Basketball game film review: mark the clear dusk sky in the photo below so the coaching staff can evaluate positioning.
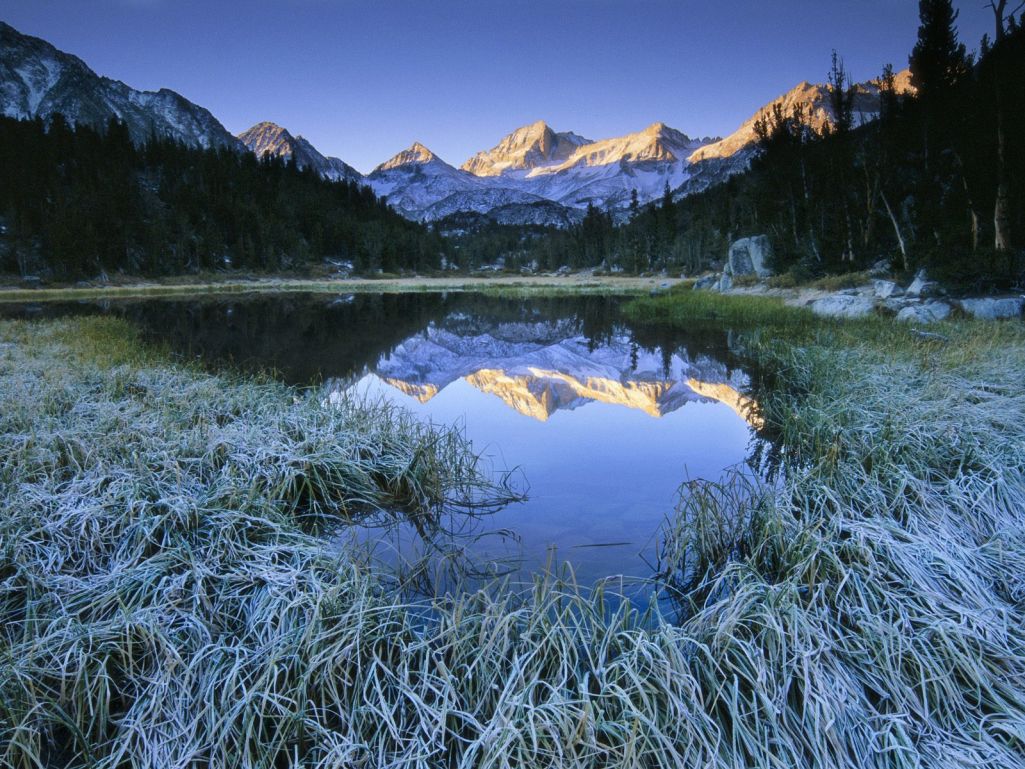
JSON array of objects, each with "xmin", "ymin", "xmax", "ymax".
[{"xmin": 2, "ymin": 1, "xmax": 995, "ymax": 174}]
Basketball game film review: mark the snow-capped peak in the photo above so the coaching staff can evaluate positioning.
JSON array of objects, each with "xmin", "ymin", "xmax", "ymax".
[
  {"xmin": 529, "ymin": 122, "xmax": 702, "ymax": 177},
  {"xmin": 0, "ymin": 21, "xmax": 243, "ymax": 151},
  {"xmin": 367, "ymin": 142, "xmax": 484, "ymax": 219},
  {"xmin": 461, "ymin": 121, "xmax": 592, "ymax": 177},
  {"xmin": 374, "ymin": 142, "xmax": 443, "ymax": 172}
]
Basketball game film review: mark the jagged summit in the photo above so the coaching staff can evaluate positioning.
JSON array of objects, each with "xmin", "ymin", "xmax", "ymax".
[
  {"xmin": 243, "ymin": 120, "xmax": 287, "ymax": 136},
  {"xmin": 237, "ymin": 121, "xmax": 361, "ymax": 182},
  {"xmin": 374, "ymin": 142, "xmax": 444, "ymax": 172},
  {"xmin": 532, "ymin": 121, "xmax": 703, "ymax": 176},
  {"xmin": 238, "ymin": 121, "xmax": 294, "ymax": 155},
  {"xmin": 0, "ymin": 20, "xmax": 242, "ymax": 150},
  {"xmin": 519, "ymin": 119, "xmax": 550, "ymax": 135},
  {"xmin": 461, "ymin": 121, "xmax": 591, "ymax": 177}
]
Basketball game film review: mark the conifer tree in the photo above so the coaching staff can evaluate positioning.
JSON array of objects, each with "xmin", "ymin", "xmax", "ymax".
[{"xmin": 909, "ymin": 0, "xmax": 969, "ymax": 104}]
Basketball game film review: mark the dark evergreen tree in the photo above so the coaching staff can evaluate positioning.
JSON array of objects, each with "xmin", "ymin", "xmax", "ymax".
[{"xmin": 909, "ymin": 0, "xmax": 970, "ymax": 103}]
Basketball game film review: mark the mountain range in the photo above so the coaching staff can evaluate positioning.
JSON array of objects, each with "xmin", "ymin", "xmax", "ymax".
[{"xmin": 0, "ymin": 20, "xmax": 914, "ymax": 228}]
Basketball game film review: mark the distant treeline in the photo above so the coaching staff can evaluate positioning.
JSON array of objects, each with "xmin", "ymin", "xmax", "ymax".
[
  {"xmin": 454, "ymin": 1, "xmax": 1025, "ymax": 288},
  {"xmin": 0, "ymin": 116, "xmax": 442, "ymax": 279}
]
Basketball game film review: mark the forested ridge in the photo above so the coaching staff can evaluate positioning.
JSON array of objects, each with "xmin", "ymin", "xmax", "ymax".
[{"xmin": 0, "ymin": 115, "xmax": 442, "ymax": 280}]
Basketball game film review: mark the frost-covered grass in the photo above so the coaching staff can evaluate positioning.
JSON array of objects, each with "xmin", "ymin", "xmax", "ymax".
[
  {"xmin": 635, "ymin": 290, "xmax": 1025, "ymax": 766},
  {"xmin": 2, "ymin": 307, "xmax": 1025, "ymax": 768}
]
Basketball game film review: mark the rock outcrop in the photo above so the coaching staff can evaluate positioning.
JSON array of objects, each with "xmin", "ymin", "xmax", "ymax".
[
  {"xmin": 958, "ymin": 297, "xmax": 1025, "ymax": 320},
  {"xmin": 810, "ymin": 294, "xmax": 875, "ymax": 319},
  {"xmin": 906, "ymin": 269, "xmax": 939, "ymax": 298},
  {"xmin": 896, "ymin": 301, "xmax": 952, "ymax": 323},
  {"xmin": 873, "ymin": 279, "xmax": 901, "ymax": 299},
  {"xmin": 725, "ymin": 236, "xmax": 773, "ymax": 279}
]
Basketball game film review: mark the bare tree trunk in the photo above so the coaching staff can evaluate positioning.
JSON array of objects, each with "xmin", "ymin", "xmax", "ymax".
[
  {"xmin": 880, "ymin": 190, "xmax": 908, "ymax": 271},
  {"xmin": 862, "ymin": 164, "xmax": 879, "ymax": 250},
  {"xmin": 844, "ymin": 202, "xmax": 856, "ymax": 262},
  {"xmin": 991, "ymin": 0, "xmax": 1014, "ymax": 252},
  {"xmin": 789, "ymin": 190, "xmax": 800, "ymax": 250},
  {"xmin": 994, "ymin": 108, "xmax": 1012, "ymax": 252}
]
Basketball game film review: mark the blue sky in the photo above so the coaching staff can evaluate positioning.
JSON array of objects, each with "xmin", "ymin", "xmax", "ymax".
[{"xmin": 3, "ymin": 1, "xmax": 995, "ymax": 173}]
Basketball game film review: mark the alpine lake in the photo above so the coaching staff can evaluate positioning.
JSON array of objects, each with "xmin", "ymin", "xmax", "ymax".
[{"xmin": 5, "ymin": 291, "xmax": 770, "ymax": 606}]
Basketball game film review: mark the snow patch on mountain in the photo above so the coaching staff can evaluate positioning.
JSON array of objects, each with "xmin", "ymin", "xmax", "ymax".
[
  {"xmin": 366, "ymin": 143, "xmax": 486, "ymax": 218},
  {"xmin": 423, "ymin": 188, "xmax": 561, "ymax": 220}
]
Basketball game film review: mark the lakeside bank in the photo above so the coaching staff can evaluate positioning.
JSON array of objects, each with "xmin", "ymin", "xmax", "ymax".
[{"xmin": 0, "ymin": 274, "xmax": 681, "ymax": 303}]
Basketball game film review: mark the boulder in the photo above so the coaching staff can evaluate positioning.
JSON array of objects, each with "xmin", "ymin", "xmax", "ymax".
[
  {"xmin": 811, "ymin": 293, "xmax": 875, "ymax": 319},
  {"xmin": 725, "ymin": 235, "xmax": 773, "ymax": 279},
  {"xmin": 958, "ymin": 296, "xmax": 1025, "ymax": 320},
  {"xmin": 882, "ymin": 296, "xmax": 918, "ymax": 314},
  {"xmin": 896, "ymin": 301, "xmax": 951, "ymax": 323},
  {"xmin": 718, "ymin": 273, "xmax": 733, "ymax": 292},
  {"xmin": 873, "ymin": 279, "xmax": 901, "ymax": 299},
  {"xmin": 868, "ymin": 258, "xmax": 891, "ymax": 277},
  {"xmin": 694, "ymin": 274, "xmax": 719, "ymax": 291},
  {"xmin": 906, "ymin": 269, "xmax": 938, "ymax": 297}
]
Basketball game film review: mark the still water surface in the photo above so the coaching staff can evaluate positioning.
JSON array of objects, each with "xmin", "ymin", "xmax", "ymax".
[{"xmin": 6, "ymin": 292, "xmax": 766, "ymax": 593}]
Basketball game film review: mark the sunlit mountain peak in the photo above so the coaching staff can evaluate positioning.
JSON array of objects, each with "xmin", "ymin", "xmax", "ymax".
[{"xmin": 374, "ymin": 142, "xmax": 443, "ymax": 172}]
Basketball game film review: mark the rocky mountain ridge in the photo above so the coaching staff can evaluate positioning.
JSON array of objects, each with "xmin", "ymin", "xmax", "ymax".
[
  {"xmin": 0, "ymin": 21, "xmax": 242, "ymax": 151},
  {"xmin": 237, "ymin": 121, "xmax": 361, "ymax": 182},
  {"xmin": 460, "ymin": 120, "xmax": 592, "ymax": 176}
]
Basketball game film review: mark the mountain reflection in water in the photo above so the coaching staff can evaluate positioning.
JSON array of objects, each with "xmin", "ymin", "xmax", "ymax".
[
  {"xmin": 333, "ymin": 320, "xmax": 762, "ymax": 428},
  {"xmin": 2, "ymin": 292, "xmax": 767, "ymax": 597}
]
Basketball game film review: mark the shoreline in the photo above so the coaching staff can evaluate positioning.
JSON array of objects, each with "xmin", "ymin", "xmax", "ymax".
[{"xmin": 0, "ymin": 274, "xmax": 682, "ymax": 303}]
